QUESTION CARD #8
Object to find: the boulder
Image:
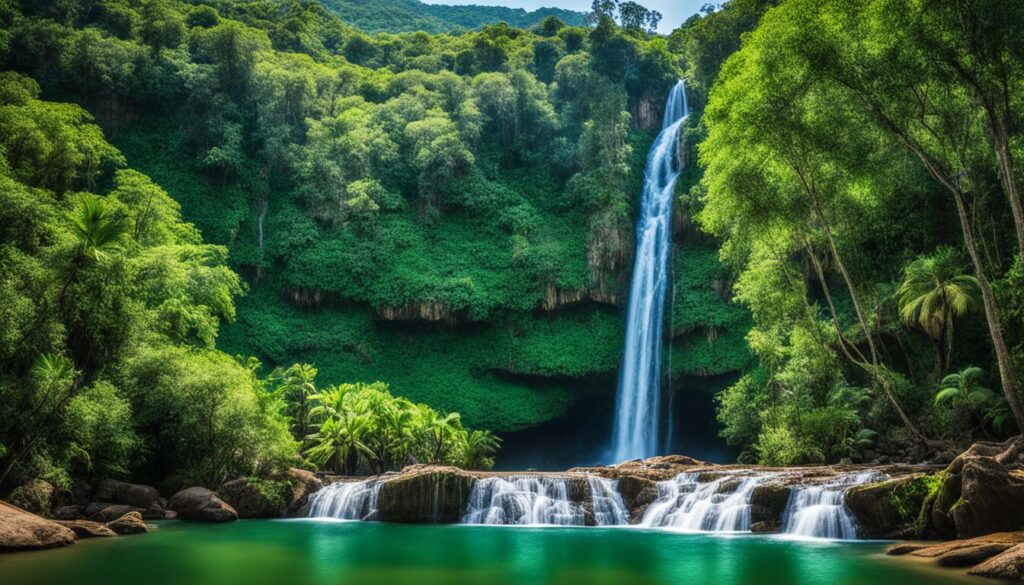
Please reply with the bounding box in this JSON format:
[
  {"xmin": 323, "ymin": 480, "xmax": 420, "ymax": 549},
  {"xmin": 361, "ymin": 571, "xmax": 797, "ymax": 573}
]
[
  {"xmin": 616, "ymin": 475, "xmax": 658, "ymax": 522},
  {"xmin": 376, "ymin": 466, "xmax": 475, "ymax": 523},
  {"xmin": 86, "ymin": 503, "xmax": 143, "ymax": 523},
  {"xmin": 950, "ymin": 457, "xmax": 1024, "ymax": 538},
  {"xmin": 287, "ymin": 468, "xmax": 323, "ymax": 515},
  {"xmin": 94, "ymin": 479, "xmax": 163, "ymax": 510},
  {"xmin": 217, "ymin": 478, "xmax": 289, "ymax": 519},
  {"xmin": 106, "ymin": 511, "xmax": 149, "ymax": 535},
  {"xmin": 845, "ymin": 474, "xmax": 930, "ymax": 539},
  {"xmin": 969, "ymin": 543, "xmax": 1024, "ymax": 580},
  {"xmin": 8, "ymin": 479, "xmax": 58, "ymax": 517},
  {"xmin": 169, "ymin": 487, "xmax": 238, "ymax": 523},
  {"xmin": 53, "ymin": 505, "xmax": 87, "ymax": 520},
  {"xmin": 0, "ymin": 501, "xmax": 76, "ymax": 553},
  {"xmin": 70, "ymin": 481, "xmax": 92, "ymax": 506},
  {"xmin": 56, "ymin": 520, "xmax": 116, "ymax": 539}
]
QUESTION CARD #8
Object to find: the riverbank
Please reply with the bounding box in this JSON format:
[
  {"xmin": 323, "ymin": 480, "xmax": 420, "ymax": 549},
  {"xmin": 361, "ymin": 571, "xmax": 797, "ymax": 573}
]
[{"xmin": 3, "ymin": 438, "xmax": 1022, "ymax": 582}]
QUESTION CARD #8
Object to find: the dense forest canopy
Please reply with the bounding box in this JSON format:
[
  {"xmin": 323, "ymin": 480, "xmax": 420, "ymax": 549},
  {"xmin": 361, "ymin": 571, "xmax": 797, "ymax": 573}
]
[
  {"xmin": 2, "ymin": 0, "xmax": 1022, "ymax": 501},
  {"xmin": 0, "ymin": 0, "xmax": 758, "ymax": 491},
  {"xmin": 317, "ymin": 0, "xmax": 586, "ymax": 34}
]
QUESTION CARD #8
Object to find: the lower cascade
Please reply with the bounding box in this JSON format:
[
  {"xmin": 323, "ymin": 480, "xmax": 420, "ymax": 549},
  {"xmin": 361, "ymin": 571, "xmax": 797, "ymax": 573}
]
[
  {"xmin": 640, "ymin": 472, "xmax": 767, "ymax": 532},
  {"xmin": 307, "ymin": 480, "xmax": 381, "ymax": 520},
  {"xmin": 588, "ymin": 477, "xmax": 630, "ymax": 526},
  {"xmin": 781, "ymin": 472, "xmax": 882, "ymax": 540},
  {"xmin": 462, "ymin": 476, "xmax": 586, "ymax": 525}
]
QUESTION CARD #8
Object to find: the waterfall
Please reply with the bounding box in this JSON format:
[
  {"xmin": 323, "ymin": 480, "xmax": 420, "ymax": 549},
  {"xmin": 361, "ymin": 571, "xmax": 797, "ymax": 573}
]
[
  {"xmin": 588, "ymin": 477, "xmax": 630, "ymax": 526},
  {"xmin": 462, "ymin": 476, "xmax": 586, "ymax": 526},
  {"xmin": 781, "ymin": 472, "xmax": 881, "ymax": 540},
  {"xmin": 640, "ymin": 472, "xmax": 765, "ymax": 532},
  {"xmin": 610, "ymin": 80, "xmax": 689, "ymax": 462},
  {"xmin": 307, "ymin": 480, "xmax": 381, "ymax": 520}
]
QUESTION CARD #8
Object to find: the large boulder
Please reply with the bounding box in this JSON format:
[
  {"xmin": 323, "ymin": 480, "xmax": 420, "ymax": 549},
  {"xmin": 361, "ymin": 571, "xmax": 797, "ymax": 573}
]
[
  {"xmin": 94, "ymin": 479, "xmax": 164, "ymax": 510},
  {"xmin": 106, "ymin": 511, "xmax": 148, "ymax": 535},
  {"xmin": 287, "ymin": 468, "xmax": 322, "ymax": 516},
  {"xmin": 377, "ymin": 466, "xmax": 475, "ymax": 523},
  {"xmin": 922, "ymin": 438, "xmax": 1024, "ymax": 539},
  {"xmin": 845, "ymin": 474, "xmax": 933, "ymax": 539},
  {"xmin": 0, "ymin": 501, "xmax": 76, "ymax": 553},
  {"xmin": 86, "ymin": 503, "xmax": 143, "ymax": 523},
  {"xmin": 8, "ymin": 479, "xmax": 60, "ymax": 517},
  {"xmin": 56, "ymin": 520, "xmax": 116, "ymax": 539},
  {"xmin": 217, "ymin": 478, "xmax": 290, "ymax": 519},
  {"xmin": 169, "ymin": 487, "xmax": 238, "ymax": 523},
  {"xmin": 950, "ymin": 457, "xmax": 1024, "ymax": 538}
]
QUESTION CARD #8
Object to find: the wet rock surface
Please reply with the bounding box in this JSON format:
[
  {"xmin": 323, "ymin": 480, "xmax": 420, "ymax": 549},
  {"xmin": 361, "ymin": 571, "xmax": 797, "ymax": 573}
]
[{"xmin": 169, "ymin": 487, "xmax": 238, "ymax": 523}]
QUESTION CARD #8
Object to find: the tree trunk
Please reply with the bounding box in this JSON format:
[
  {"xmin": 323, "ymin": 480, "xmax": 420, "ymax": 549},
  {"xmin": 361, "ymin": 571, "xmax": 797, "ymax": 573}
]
[{"xmin": 948, "ymin": 187, "xmax": 1024, "ymax": 432}]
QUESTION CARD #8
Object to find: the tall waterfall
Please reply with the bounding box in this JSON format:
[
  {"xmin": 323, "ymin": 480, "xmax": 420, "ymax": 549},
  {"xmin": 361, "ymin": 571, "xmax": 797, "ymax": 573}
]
[
  {"xmin": 588, "ymin": 477, "xmax": 630, "ymax": 526},
  {"xmin": 781, "ymin": 472, "xmax": 881, "ymax": 540},
  {"xmin": 462, "ymin": 476, "xmax": 586, "ymax": 526},
  {"xmin": 307, "ymin": 480, "xmax": 381, "ymax": 520},
  {"xmin": 610, "ymin": 80, "xmax": 689, "ymax": 462},
  {"xmin": 640, "ymin": 472, "xmax": 766, "ymax": 532}
]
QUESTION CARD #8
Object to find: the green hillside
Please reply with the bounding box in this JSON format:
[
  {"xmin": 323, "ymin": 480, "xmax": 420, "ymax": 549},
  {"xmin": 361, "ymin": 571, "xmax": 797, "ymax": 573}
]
[{"xmin": 318, "ymin": 0, "xmax": 586, "ymax": 34}]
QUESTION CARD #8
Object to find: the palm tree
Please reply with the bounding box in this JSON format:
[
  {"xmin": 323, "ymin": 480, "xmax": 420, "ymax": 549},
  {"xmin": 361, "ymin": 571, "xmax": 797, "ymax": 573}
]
[
  {"xmin": 897, "ymin": 247, "xmax": 981, "ymax": 375},
  {"xmin": 274, "ymin": 364, "xmax": 318, "ymax": 440},
  {"xmin": 419, "ymin": 409, "xmax": 462, "ymax": 464},
  {"xmin": 68, "ymin": 194, "xmax": 128, "ymax": 263},
  {"xmin": 460, "ymin": 429, "xmax": 501, "ymax": 470},
  {"xmin": 304, "ymin": 414, "xmax": 372, "ymax": 475}
]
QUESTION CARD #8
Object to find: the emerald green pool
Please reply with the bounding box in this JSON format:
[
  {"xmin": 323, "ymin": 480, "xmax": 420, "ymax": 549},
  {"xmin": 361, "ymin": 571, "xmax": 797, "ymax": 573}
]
[{"xmin": 0, "ymin": 520, "xmax": 982, "ymax": 585}]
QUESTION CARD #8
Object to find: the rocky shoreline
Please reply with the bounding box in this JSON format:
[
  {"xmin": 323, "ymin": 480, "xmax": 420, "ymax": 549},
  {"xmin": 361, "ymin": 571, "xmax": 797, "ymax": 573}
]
[{"xmin": 3, "ymin": 439, "xmax": 1023, "ymax": 581}]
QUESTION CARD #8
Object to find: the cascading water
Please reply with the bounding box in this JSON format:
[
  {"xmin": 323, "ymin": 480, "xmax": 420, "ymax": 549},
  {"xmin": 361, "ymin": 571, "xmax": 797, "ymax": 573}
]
[
  {"xmin": 307, "ymin": 480, "xmax": 381, "ymax": 520},
  {"xmin": 462, "ymin": 476, "xmax": 586, "ymax": 526},
  {"xmin": 781, "ymin": 472, "xmax": 882, "ymax": 540},
  {"xmin": 610, "ymin": 80, "xmax": 689, "ymax": 462},
  {"xmin": 640, "ymin": 472, "xmax": 766, "ymax": 532},
  {"xmin": 588, "ymin": 476, "xmax": 630, "ymax": 526}
]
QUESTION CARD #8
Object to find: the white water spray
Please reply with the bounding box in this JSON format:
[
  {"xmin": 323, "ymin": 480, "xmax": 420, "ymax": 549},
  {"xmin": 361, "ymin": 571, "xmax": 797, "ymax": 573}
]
[
  {"xmin": 610, "ymin": 80, "xmax": 689, "ymax": 462},
  {"xmin": 462, "ymin": 476, "xmax": 586, "ymax": 526},
  {"xmin": 307, "ymin": 480, "xmax": 381, "ymax": 520},
  {"xmin": 641, "ymin": 472, "xmax": 766, "ymax": 532},
  {"xmin": 588, "ymin": 476, "xmax": 630, "ymax": 526},
  {"xmin": 781, "ymin": 472, "xmax": 881, "ymax": 540}
]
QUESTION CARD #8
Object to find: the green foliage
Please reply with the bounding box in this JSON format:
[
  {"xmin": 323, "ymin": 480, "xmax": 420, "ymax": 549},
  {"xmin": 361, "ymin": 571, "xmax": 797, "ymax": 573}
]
[
  {"xmin": 301, "ymin": 379, "xmax": 498, "ymax": 473},
  {"xmin": 316, "ymin": 0, "xmax": 585, "ymax": 35},
  {"xmin": 889, "ymin": 473, "xmax": 944, "ymax": 534}
]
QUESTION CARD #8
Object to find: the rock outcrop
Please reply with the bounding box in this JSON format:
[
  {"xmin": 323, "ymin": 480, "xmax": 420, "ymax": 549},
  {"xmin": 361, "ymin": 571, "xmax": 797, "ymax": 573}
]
[
  {"xmin": 0, "ymin": 501, "xmax": 76, "ymax": 553},
  {"xmin": 56, "ymin": 519, "xmax": 117, "ymax": 539},
  {"xmin": 845, "ymin": 474, "xmax": 931, "ymax": 539},
  {"xmin": 217, "ymin": 478, "xmax": 289, "ymax": 519},
  {"xmin": 376, "ymin": 466, "xmax": 475, "ymax": 523},
  {"xmin": 169, "ymin": 487, "xmax": 238, "ymax": 523},
  {"xmin": 969, "ymin": 543, "xmax": 1024, "ymax": 580},
  {"xmin": 106, "ymin": 511, "xmax": 149, "ymax": 535},
  {"xmin": 287, "ymin": 468, "xmax": 323, "ymax": 515},
  {"xmin": 888, "ymin": 532, "xmax": 1024, "ymax": 579},
  {"xmin": 86, "ymin": 503, "xmax": 144, "ymax": 523},
  {"xmin": 926, "ymin": 438, "xmax": 1024, "ymax": 539},
  {"xmin": 94, "ymin": 479, "xmax": 164, "ymax": 510}
]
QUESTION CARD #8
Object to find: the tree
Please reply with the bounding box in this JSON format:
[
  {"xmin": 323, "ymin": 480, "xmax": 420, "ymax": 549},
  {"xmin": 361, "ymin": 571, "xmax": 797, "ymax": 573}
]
[
  {"xmin": 274, "ymin": 364, "xmax": 318, "ymax": 440},
  {"xmin": 898, "ymin": 247, "xmax": 981, "ymax": 374}
]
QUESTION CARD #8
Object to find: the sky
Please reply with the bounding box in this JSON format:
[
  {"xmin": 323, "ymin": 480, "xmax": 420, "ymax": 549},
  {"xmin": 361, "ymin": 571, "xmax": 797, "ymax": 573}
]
[{"xmin": 420, "ymin": 0, "xmax": 708, "ymax": 34}]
